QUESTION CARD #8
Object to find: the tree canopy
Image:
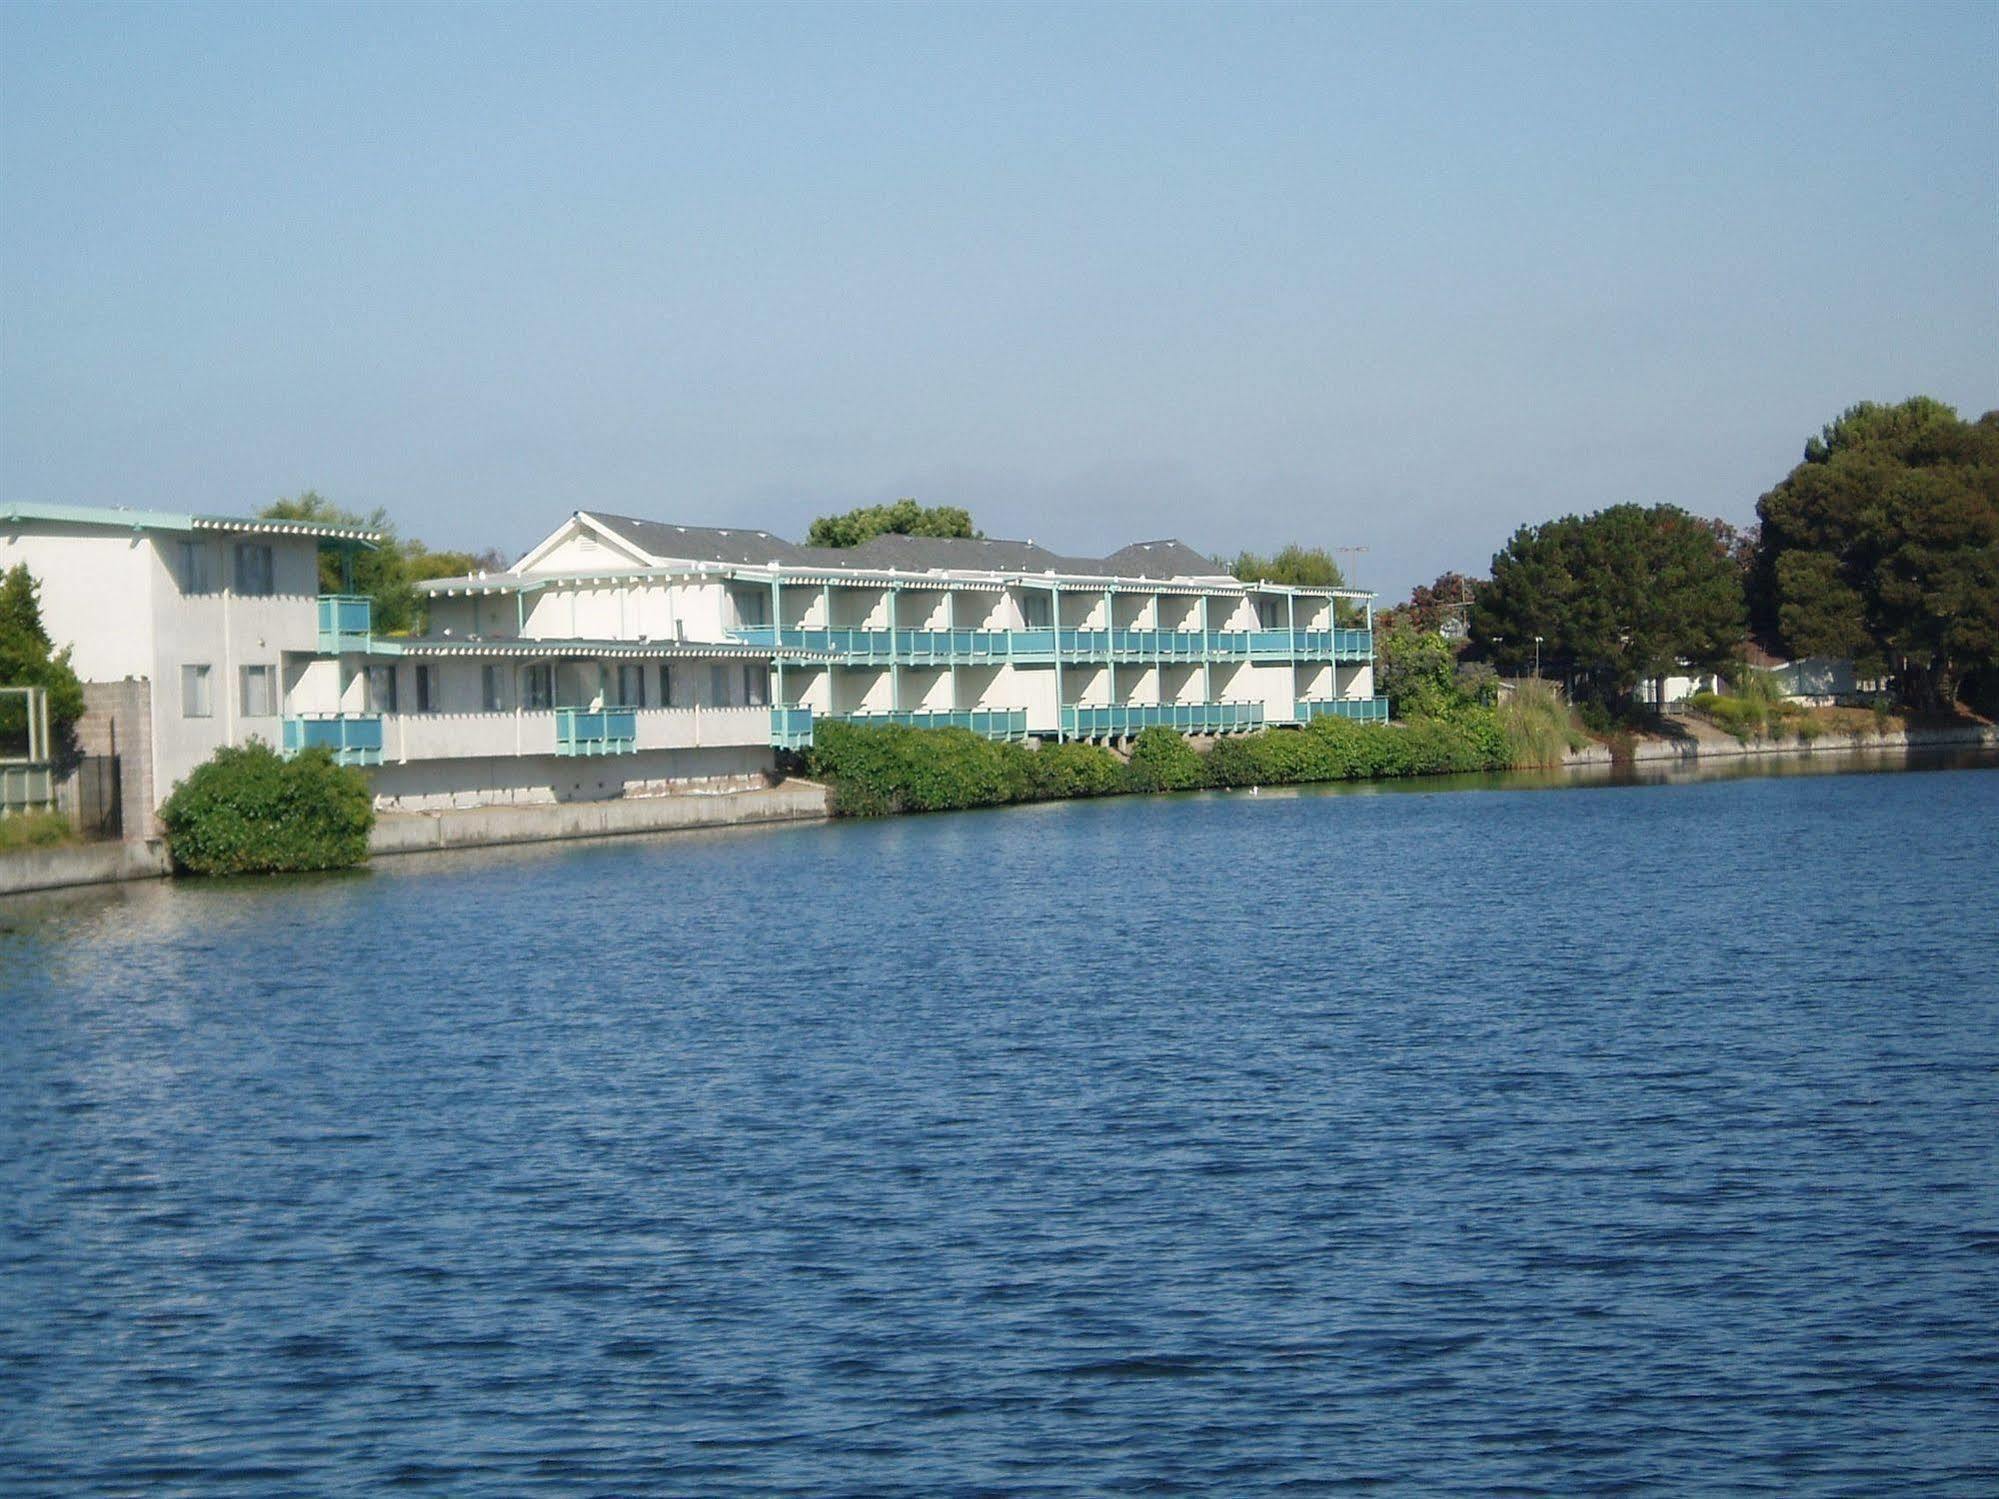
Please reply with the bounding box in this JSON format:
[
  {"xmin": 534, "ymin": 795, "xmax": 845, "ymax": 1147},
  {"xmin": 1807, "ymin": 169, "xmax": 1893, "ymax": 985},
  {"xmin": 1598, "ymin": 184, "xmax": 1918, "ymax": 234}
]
[
  {"xmin": 1471, "ymin": 503, "xmax": 1744, "ymax": 703},
  {"xmin": 806, "ymin": 499, "xmax": 978, "ymax": 548},
  {"xmin": 260, "ymin": 492, "xmax": 505, "ymax": 634},
  {"xmin": 1751, "ymin": 398, "xmax": 1999, "ymax": 709},
  {"xmin": 0, "ymin": 563, "xmax": 87, "ymax": 745},
  {"xmin": 1224, "ymin": 544, "xmax": 1347, "ymax": 589}
]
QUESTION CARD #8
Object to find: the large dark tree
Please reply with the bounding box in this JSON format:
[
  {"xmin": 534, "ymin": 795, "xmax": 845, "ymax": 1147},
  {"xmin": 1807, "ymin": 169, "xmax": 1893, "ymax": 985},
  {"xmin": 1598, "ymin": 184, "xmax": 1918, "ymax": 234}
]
[
  {"xmin": 1751, "ymin": 398, "xmax": 1999, "ymax": 710},
  {"xmin": 807, "ymin": 499, "xmax": 977, "ymax": 548},
  {"xmin": 1472, "ymin": 504, "xmax": 1744, "ymax": 704}
]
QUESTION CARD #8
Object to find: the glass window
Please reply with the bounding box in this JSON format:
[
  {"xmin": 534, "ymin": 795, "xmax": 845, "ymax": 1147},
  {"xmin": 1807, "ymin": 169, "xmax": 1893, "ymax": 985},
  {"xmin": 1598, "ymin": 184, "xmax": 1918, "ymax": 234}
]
[
  {"xmin": 181, "ymin": 664, "xmax": 212, "ymax": 718},
  {"xmin": 741, "ymin": 663, "xmax": 769, "ymax": 707},
  {"xmin": 414, "ymin": 664, "xmax": 436, "ymax": 714},
  {"xmin": 709, "ymin": 664, "xmax": 731, "ymax": 706},
  {"xmin": 367, "ymin": 665, "xmax": 398, "ymax": 714},
  {"xmin": 523, "ymin": 664, "xmax": 552, "ymax": 710},
  {"xmin": 732, "ymin": 590, "xmax": 769, "ymax": 627},
  {"xmin": 659, "ymin": 664, "xmax": 677, "ymax": 707},
  {"xmin": 178, "ymin": 541, "xmax": 216, "ymax": 594},
  {"xmin": 234, "ymin": 543, "xmax": 275, "ymax": 596},
  {"xmin": 1256, "ymin": 597, "xmax": 1284, "ymax": 629},
  {"xmin": 239, "ymin": 664, "xmax": 275, "ymax": 717},
  {"xmin": 1021, "ymin": 593, "xmax": 1052, "ymax": 628},
  {"xmin": 615, "ymin": 664, "xmax": 646, "ymax": 708},
  {"xmin": 481, "ymin": 664, "xmax": 508, "ymax": 712}
]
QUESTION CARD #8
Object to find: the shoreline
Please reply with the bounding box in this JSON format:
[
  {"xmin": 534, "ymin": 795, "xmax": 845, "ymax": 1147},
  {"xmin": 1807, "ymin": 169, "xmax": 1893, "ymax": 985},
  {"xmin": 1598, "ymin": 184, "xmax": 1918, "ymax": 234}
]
[
  {"xmin": 6, "ymin": 726, "xmax": 1992, "ymax": 900},
  {"xmin": 1562, "ymin": 717, "xmax": 1998, "ymax": 768}
]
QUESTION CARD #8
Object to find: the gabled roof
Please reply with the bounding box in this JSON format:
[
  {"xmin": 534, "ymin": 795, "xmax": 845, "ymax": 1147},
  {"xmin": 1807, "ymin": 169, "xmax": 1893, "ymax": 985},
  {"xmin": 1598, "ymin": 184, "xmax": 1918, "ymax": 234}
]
[{"xmin": 585, "ymin": 512, "xmax": 811, "ymax": 567}]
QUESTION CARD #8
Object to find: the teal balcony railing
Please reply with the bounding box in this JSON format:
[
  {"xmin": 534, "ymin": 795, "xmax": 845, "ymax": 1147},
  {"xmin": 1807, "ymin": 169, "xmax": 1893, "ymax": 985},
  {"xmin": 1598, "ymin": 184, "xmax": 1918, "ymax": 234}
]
[
  {"xmin": 555, "ymin": 707, "xmax": 637, "ymax": 756},
  {"xmin": 731, "ymin": 626, "xmax": 1374, "ymax": 667},
  {"xmin": 282, "ymin": 713, "xmax": 384, "ymax": 766},
  {"xmin": 1061, "ymin": 702, "xmax": 1265, "ymax": 738},
  {"xmin": 1297, "ymin": 696, "xmax": 1390, "ymax": 723},
  {"xmin": 770, "ymin": 705, "xmax": 815, "ymax": 749},
  {"xmin": 316, "ymin": 594, "xmax": 373, "ymax": 654},
  {"xmin": 835, "ymin": 708, "xmax": 1030, "ymax": 741}
]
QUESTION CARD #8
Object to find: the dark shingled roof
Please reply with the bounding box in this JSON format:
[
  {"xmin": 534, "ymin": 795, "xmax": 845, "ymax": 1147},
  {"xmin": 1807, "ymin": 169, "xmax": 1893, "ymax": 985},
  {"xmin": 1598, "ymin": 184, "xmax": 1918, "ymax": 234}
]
[
  {"xmin": 1100, "ymin": 539, "xmax": 1230, "ymax": 580},
  {"xmin": 580, "ymin": 511, "xmax": 1233, "ymax": 581},
  {"xmin": 586, "ymin": 513, "xmax": 811, "ymax": 566}
]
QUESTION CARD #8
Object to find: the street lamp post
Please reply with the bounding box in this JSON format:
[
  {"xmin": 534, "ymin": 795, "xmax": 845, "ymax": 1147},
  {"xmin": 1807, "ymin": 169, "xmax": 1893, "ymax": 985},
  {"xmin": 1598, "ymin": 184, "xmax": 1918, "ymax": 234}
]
[{"xmin": 1533, "ymin": 636, "xmax": 1543, "ymax": 679}]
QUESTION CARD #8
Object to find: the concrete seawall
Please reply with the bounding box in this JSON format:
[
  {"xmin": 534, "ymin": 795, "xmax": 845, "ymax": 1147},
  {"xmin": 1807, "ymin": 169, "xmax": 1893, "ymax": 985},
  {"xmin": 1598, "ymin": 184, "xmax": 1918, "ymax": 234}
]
[
  {"xmin": 0, "ymin": 839, "xmax": 172, "ymax": 897},
  {"xmin": 367, "ymin": 779, "xmax": 833, "ymax": 856},
  {"xmin": 1563, "ymin": 719, "xmax": 1999, "ymax": 767},
  {"xmin": 1, "ymin": 781, "xmax": 832, "ymax": 896}
]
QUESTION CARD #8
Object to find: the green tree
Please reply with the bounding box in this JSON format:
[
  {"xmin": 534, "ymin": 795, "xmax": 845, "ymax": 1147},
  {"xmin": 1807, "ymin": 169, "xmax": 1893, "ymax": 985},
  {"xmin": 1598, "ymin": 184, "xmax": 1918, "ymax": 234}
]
[
  {"xmin": 1377, "ymin": 620, "xmax": 1470, "ymax": 719},
  {"xmin": 261, "ymin": 492, "xmax": 422, "ymax": 634},
  {"xmin": 807, "ymin": 499, "xmax": 978, "ymax": 548},
  {"xmin": 1224, "ymin": 544, "xmax": 1347, "ymax": 588},
  {"xmin": 0, "ymin": 563, "xmax": 87, "ymax": 745},
  {"xmin": 1472, "ymin": 504, "xmax": 1744, "ymax": 705},
  {"xmin": 1752, "ymin": 398, "xmax": 1999, "ymax": 710}
]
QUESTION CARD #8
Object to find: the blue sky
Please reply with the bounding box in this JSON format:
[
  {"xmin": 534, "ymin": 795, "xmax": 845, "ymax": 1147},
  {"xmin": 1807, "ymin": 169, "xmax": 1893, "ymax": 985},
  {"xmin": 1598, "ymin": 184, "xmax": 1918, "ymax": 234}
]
[{"xmin": 3, "ymin": 1, "xmax": 1993, "ymax": 595}]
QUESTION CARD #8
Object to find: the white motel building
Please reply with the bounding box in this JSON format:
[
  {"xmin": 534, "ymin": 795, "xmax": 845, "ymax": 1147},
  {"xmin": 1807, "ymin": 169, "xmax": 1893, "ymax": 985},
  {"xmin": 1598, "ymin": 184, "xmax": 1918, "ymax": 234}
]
[{"xmin": 3, "ymin": 502, "xmax": 1382, "ymax": 827}]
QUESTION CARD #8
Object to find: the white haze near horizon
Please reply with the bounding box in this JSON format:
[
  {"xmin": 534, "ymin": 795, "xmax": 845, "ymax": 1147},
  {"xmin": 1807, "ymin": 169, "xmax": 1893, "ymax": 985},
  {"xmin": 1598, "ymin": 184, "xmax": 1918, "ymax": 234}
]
[{"xmin": 2, "ymin": 2, "xmax": 1993, "ymax": 598}]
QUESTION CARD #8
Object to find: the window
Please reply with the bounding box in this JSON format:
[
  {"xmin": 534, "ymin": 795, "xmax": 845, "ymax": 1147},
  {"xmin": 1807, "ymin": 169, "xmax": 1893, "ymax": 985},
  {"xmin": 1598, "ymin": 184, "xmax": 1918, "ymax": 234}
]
[
  {"xmin": 709, "ymin": 664, "xmax": 731, "ymax": 706},
  {"xmin": 523, "ymin": 664, "xmax": 552, "ymax": 711},
  {"xmin": 414, "ymin": 664, "xmax": 436, "ymax": 714},
  {"xmin": 239, "ymin": 664, "xmax": 276, "ymax": 717},
  {"xmin": 1256, "ymin": 597, "xmax": 1283, "ymax": 629},
  {"xmin": 616, "ymin": 664, "xmax": 646, "ymax": 708},
  {"xmin": 741, "ymin": 663, "xmax": 769, "ymax": 707},
  {"xmin": 234, "ymin": 542, "xmax": 275, "ymax": 596},
  {"xmin": 482, "ymin": 664, "xmax": 508, "ymax": 712},
  {"xmin": 178, "ymin": 541, "xmax": 216, "ymax": 594},
  {"xmin": 181, "ymin": 664, "xmax": 212, "ymax": 718},
  {"xmin": 732, "ymin": 589, "xmax": 769, "ymax": 627},
  {"xmin": 659, "ymin": 663, "xmax": 678, "ymax": 707},
  {"xmin": 1021, "ymin": 593, "xmax": 1052, "ymax": 628},
  {"xmin": 367, "ymin": 665, "xmax": 398, "ymax": 714}
]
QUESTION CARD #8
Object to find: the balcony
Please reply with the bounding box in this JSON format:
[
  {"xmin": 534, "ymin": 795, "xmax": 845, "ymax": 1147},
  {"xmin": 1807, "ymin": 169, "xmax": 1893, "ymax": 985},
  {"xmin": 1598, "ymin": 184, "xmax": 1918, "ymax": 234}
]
[
  {"xmin": 1061, "ymin": 702, "xmax": 1265, "ymax": 738},
  {"xmin": 554, "ymin": 707, "xmax": 637, "ymax": 756},
  {"xmin": 771, "ymin": 706, "xmax": 815, "ymax": 749},
  {"xmin": 730, "ymin": 626, "xmax": 1375, "ymax": 667},
  {"xmin": 316, "ymin": 594, "xmax": 373, "ymax": 654},
  {"xmin": 1297, "ymin": 697, "xmax": 1390, "ymax": 723},
  {"xmin": 835, "ymin": 708, "xmax": 1030, "ymax": 741},
  {"xmin": 282, "ymin": 713, "xmax": 384, "ymax": 767}
]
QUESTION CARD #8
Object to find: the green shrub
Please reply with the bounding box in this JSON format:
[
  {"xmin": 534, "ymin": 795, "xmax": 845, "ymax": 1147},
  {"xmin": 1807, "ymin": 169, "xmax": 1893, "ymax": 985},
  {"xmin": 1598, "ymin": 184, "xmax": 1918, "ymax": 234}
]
[
  {"xmin": 806, "ymin": 721, "xmax": 1032, "ymax": 816},
  {"xmin": 160, "ymin": 741, "xmax": 374, "ymax": 875},
  {"xmin": 1025, "ymin": 740, "xmax": 1127, "ymax": 799},
  {"xmin": 1123, "ymin": 726, "xmax": 1207, "ymax": 792}
]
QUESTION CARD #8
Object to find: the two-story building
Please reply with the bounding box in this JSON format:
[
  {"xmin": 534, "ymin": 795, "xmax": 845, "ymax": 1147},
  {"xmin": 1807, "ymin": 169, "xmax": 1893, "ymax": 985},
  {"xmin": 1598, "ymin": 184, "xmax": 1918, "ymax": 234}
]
[{"xmin": 5, "ymin": 502, "xmax": 1386, "ymax": 828}]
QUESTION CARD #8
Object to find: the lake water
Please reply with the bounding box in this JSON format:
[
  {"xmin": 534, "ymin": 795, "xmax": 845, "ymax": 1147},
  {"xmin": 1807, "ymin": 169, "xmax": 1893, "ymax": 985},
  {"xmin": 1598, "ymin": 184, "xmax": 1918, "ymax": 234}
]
[{"xmin": 4, "ymin": 755, "xmax": 1998, "ymax": 1495}]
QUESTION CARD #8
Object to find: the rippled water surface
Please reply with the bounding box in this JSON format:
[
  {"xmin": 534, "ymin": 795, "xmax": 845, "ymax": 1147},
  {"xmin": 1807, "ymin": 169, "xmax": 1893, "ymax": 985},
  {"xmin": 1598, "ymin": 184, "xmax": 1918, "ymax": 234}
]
[{"xmin": 5, "ymin": 759, "xmax": 1998, "ymax": 1495}]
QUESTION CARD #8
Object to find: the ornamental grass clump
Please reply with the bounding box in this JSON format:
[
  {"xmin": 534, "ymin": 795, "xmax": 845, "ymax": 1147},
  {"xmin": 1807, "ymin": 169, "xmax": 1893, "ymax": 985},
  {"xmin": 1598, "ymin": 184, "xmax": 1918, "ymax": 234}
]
[{"xmin": 160, "ymin": 742, "xmax": 374, "ymax": 875}]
